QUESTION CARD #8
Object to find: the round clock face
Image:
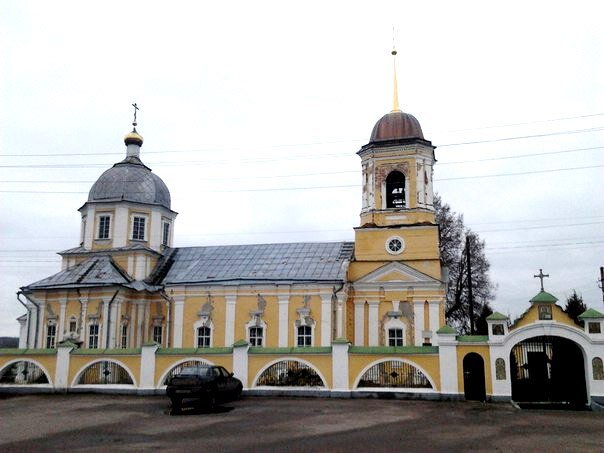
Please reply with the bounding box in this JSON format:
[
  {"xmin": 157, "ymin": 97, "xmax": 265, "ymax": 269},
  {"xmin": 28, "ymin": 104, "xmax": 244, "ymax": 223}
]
[{"xmin": 386, "ymin": 236, "xmax": 405, "ymax": 255}]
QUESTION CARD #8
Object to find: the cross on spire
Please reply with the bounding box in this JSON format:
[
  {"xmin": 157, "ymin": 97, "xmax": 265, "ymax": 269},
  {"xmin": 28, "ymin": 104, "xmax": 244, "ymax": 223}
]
[
  {"xmin": 131, "ymin": 102, "xmax": 139, "ymax": 127},
  {"xmin": 391, "ymin": 28, "xmax": 400, "ymax": 113},
  {"xmin": 533, "ymin": 268, "xmax": 550, "ymax": 292}
]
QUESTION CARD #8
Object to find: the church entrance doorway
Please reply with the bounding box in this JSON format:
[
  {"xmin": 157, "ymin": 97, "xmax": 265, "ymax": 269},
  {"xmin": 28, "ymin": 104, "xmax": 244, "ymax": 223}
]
[
  {"xmin": 510, "ymin": 336, "xmax": 587, "ymax": 408},
  {"xmin": 463, "ymin": 353, "xmax": 486, "ymax": 401}
]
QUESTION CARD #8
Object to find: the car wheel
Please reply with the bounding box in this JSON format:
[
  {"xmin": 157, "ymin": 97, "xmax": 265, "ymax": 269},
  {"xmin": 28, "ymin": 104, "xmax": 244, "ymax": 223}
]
[
  {"xmin": 171, "ymin": 398, "xmax": 182, "ymax": 415},
  {"xmin": 206, "ymin": 393, "xmax": 217, "ymax": 412},
  {"xmin": 235, "ymin": 383, "xmax": 243, "ymax": 399}
]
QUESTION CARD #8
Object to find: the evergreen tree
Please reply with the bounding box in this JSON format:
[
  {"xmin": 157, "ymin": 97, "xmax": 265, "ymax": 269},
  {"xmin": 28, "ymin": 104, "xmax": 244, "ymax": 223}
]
[
  {"xmin": 434, "ymin": 194, "xmax": 496, "ymax": 334},
  {"xmin": 564, "ymin": 290, "xmax": 586, "ymax": 325}
]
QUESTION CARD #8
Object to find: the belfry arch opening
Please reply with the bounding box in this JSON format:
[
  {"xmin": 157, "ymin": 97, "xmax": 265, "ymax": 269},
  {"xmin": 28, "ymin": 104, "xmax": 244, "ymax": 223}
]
[
  {"xmin": 386, "ymin": 171, "xmax": 405, "ymax": 209},
  {"xmin": 510, "ymin": 335, "xmax": 587, "ymax": 408}
]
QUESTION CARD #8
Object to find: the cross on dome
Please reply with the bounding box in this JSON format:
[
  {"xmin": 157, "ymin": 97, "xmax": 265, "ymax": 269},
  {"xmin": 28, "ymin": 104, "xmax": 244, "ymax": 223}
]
[{"xmin": 533, "ymin": 268, "xmax": 550, "ymax": 292}]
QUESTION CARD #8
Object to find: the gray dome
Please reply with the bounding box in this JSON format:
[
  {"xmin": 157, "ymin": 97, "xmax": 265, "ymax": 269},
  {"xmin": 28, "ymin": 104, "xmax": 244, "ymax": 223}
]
[{"xmin": 88, "ymin": 156, "xmax": 171, "ymax": 209}]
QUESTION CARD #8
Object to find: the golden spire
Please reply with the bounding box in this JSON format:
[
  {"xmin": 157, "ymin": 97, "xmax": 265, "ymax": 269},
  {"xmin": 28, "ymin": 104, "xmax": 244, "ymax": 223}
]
[{"xmin": 391, "ymin": 45, "xmax": 401, "ymax": 113}]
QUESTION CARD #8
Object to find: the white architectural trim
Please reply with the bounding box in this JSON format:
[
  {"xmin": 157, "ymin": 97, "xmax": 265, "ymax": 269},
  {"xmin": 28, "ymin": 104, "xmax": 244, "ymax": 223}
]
[
  {"xmin": 58, "ymin": 299, "xmax": 67, "ymax": 342},
  {"xmin": 354, "ymin": 301, "xmax": 365, "ymax": 346},
  {"xmin": 172, "ymin": 297, "xmax": 184, "ymax": 348},
  {"xmin": 428, "ymin": 301, "xmax": 440, "ymax": 346},
  {"xmin": 70, "ymin": 358, "xmax": 137, "ymax": 387},
  {"xmin": 367, "ymin": 300, "xmax": 379, "ymax": 346},
  {"xmin": 384, "ymin": 317, "xmax": 406, "ymax": 346},
  {"xmin": 352, "ymin": 358, "xmax": 437, "ymax": 390},
  {"xmin": 225, "ymin": 295, "xmax": 236, "ymax": 347},
  {"xmin": 320, "ymin": 294, "xmax": 332, "ymax": 347},
  {"xmin": 413, "ymin": 301, "xmax": 425, "ymax": 347},
  {"xmin": 278, "ymin": 296, "xmax": 289, "ymax": 347},
  {"xmin": 192, "ymin": 320, "xmax": 214, "ymax": 348},
  {"xmin": 245, "ymin": 318, "xmax": 267, "ymax": 347},
  {"xmin": 251, "ymin": 356, "xmax": 329, "ymax": 388}
]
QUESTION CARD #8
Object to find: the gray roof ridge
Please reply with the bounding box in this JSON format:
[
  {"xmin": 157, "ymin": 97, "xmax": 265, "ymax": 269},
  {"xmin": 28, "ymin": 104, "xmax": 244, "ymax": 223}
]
[{"xmin": 173, "ymin": 240, "xmax": 354, "ymax": 250}]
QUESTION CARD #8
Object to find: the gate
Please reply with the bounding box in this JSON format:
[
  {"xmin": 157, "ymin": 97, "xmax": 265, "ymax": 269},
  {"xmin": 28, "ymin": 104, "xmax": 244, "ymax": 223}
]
[
  {"xmin": 463, "ymin": 353, "xmax": 486, "ymax": 401},
  {"xmin": 510, "ymin": 336, "xmax": 586, "ymax": 407}
]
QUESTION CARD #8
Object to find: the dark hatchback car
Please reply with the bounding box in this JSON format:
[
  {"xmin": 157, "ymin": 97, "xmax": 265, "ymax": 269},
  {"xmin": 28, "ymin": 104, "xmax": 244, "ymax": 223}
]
[{"xmin": 166, "ymin": 364, "xmax": 243, "ymax": 412}]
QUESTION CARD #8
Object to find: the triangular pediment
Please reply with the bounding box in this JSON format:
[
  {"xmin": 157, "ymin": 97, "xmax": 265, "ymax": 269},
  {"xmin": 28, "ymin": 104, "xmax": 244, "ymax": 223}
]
[{"xmin": 354, "ymin": 262, "xmax": 443, "ymax": 287}]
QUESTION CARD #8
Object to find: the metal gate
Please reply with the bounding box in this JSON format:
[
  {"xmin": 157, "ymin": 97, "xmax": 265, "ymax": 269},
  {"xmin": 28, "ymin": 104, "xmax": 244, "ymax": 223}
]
[
  {"xmin": 357, "ymin": 360, "xmax": 432, "ymax": 389},
  {"xmin": 510, "ymin": 336, "xmax": 586, "ymax": 406}
]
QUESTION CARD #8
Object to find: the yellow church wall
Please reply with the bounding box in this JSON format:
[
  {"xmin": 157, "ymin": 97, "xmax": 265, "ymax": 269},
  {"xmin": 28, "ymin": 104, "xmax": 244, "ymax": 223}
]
[
  {"xmin": 68, "ymin": 354, "xmax": 141, "ymax": 386},
  {"xmin": 181, "ymin": 295, "xmax": 206, "ymax": 347},
  {"xmin": 348, "ymin": 354, "xmax": 440, "ymax": 390},
  {"xmin": 353, "ymin": 228, "xmax": 440, "ymax": 263},
  {"xmin": 288, "ymin": 295, "xmax": 323, "ymax": 347},
  {"xmin": 361, "ymin": 211, "xmax": 436, "ymax": 227},
  {"xmin": 248, "ymin": 353, "xmax": 333, "ymax": 388},
  {"xmin": 234, "ymin": 295, "xmax": 263, "ymax": 344},
  {"xmin": 0, "ymin": 353, "xmax": 57, "ymax": 384},
  {"xmin": 263, "ymin": 298, "xmax": 279, "ymax": 346},
  {"xmin": 154, "ymin": 354, "xmax": 232, "ymax": 386},
  {"xmin": 456, "ymin": 345, "xmax": 492, "ymax": 396},
  {"xmin": 512, "ymin": 304, "xmax": 577, "ymax": 330}
]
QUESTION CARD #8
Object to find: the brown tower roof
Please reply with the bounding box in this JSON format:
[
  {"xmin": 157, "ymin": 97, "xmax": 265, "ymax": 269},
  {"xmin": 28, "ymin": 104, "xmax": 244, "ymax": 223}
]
[{"xmin": 369, "ymin": 110, "xmax": 424, "ymax": 142}]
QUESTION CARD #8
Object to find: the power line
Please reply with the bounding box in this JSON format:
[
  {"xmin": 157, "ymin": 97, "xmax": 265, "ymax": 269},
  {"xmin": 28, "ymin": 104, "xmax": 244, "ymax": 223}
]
[
  {"xmin": 1, "ymin": 125, "xmax": 603, "ymax": 160},
  {"xmin": 445, "ymin": 112, "xmax": 604, "ymax": 132}
]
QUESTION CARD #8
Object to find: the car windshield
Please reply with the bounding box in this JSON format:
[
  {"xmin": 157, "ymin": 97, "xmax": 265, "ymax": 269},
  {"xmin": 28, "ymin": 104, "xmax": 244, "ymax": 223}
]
[{"xmin": 178, "ymin": 366, "xmax": 211, "ymax": 377}]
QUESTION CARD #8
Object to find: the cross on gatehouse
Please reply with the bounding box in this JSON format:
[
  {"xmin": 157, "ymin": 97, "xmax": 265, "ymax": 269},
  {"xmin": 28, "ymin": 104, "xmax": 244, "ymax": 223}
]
[
  {"xmin": 131, "ymin": 102, "xmax": 139, "ymax": 127},
  {"xmin": 533, "ymin": 268, "xmax": 549, "ymax": 292}
]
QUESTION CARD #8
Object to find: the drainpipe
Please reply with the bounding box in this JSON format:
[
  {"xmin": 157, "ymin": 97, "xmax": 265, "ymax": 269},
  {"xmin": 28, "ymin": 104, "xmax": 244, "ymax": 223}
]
[
  {"xmin": 105, "ymin": 289, "xmax": 120, "ymax": 349},
  {"xmin": 16, "ymin": 292, "xmax": 32, "ymax": 349},
  {"xmin": 18, "ymin": 291, "xmax": 40, "ymax": 348},
  {"xmin": 159, "ymin": 290, "xmax": 172, "ymax": 348}
]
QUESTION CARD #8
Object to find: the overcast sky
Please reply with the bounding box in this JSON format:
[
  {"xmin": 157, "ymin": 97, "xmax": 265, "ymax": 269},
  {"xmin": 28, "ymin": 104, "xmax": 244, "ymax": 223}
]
[{"xmin": 1, "ymin": 1, "xmax": 603, "ymax": 337}]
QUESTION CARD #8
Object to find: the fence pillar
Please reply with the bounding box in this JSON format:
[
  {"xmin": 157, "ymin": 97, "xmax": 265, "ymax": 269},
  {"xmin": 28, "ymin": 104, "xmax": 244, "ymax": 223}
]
[
  {"xmin": 55, "ymin": 341, "xmax": 75, "ymax": 390},
  {"xmin": 140, "ymin": 342, "xmax": 159, "ymax": 391},
  {"xmin": 437, "ymin": 327, "xmax": 459, "ymax": 397},
  {"xmin": 232, "ymin": 340, "xmax": 249, "ymax": 388},
  {"xmin": 332, "ymin": 338, "xmax": 350, "ymax": 392}
]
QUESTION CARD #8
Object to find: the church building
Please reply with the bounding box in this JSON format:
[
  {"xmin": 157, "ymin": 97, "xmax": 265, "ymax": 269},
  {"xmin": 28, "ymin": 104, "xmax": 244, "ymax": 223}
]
[{"xmin": 2, "ymin": 53, "xmax": 603, "ymax": 409}]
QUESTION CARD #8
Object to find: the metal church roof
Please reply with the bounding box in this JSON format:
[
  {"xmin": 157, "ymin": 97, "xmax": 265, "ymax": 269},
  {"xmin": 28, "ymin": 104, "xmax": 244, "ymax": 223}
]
[{"xmin": 159, "ymin": 241, "xmax": 354, "ymax": 286}]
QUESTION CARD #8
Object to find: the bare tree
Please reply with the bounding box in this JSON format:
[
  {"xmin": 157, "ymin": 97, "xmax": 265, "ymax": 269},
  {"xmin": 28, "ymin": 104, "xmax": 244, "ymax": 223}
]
[{"xmin": 434, "ymin": 194, "xmax": 496, "ymax": 334}]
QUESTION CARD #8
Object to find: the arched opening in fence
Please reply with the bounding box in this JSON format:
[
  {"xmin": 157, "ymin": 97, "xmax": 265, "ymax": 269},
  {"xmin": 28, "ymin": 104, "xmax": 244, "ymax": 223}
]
[
  {"xmin": 356, "ymin": 360, "xmax": 433, "ymax": 389},
  {"xmin": 255, "ymin": 360, "xmax": 325, "ymax": 387},
  {"xmin": 160, "ymin": 359, "xmax": 213, "ymax": 385},
  {"xmin": 0, "ymin": 360, "xmax": 50, "ymax": 384},
  {"xmin": 76, "ymin": 360, "xmax": 134, "ymax": 385}
]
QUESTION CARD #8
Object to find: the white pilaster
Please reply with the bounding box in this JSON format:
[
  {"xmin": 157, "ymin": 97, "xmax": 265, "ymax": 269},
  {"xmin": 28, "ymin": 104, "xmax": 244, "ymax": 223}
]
[
  {"xmin": 413, "ymin": 301, "xmax": 425, "ymax": 347},
  {"xmin": 172, "ymin": 296, "xmax": 185, "ymax": 348},
  {"xmin": 58, "ymin": 299, "xmax": 67, "ymax": 341},
  {"xmin": 428, "ymin": 301, "xmax": 440, "ymax": 346},
  {"xmin": 37, "ymin": 303, "xmax": 46, "ymax": 349},
  {"xmin": 278, "ymin": 296, "xmax": 289, "ymax": 347},
  {"xmin": 140, "ymin": 343, "xmax": 159, "ymax": 389},
  {"xmin": 108, "ymin": 299, "xmax": 119, "ymax": 348},
  {"xmin": 320, "ymin": 295, "xmax": 332, "ymax": 347},
  {"xmin": 80, "ymin": 298, "xmax": 88, "ymax": 343},
  {"xmin": 354, "ymin": 301, "xmax": 365, "ymax": 346},
  {"xmin": 233, "ymin": 342, "xmax": 249, "ymax": 388},
  {"xmin": 225, "ymin": 295, "xmax": 236, "ymax": 346},
  {"xmin": 336, "ymin": 295, "xmax": 345, "ymax": 339},
  {"xmin": 136, "ymin": 303, "xmax": 145, "ymax": 347},
  {"xmin": 332, "ymin": 340, "xmax": 350, "ymax": 391},
  {"xmin": 149, "ymin": 210, "xmax": 162, "ymax": 251},
  {"xmin": 101, "ymin": 299, "xmax": 110, "ymax": 348},
  {"xmin": 83, "ymin": 205, "xmax": 95, "ymax": 249},
  {"xmin": 129, "ymin": 303, "xmax": 136, "ymax": 348},
  {"xmin": 437, "ymin": 331, "xmax": 459, "ymax": 396},
  {"xmin": 367, "ymin": 300, "xmax": 379, "ymax": 346}
]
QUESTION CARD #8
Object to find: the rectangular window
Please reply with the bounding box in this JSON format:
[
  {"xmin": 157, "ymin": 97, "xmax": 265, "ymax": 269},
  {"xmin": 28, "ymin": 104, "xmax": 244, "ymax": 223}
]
[
  {"xmin": 153, "ymin": 325, "xmax": 163, "ymax": 344},
  {"xmin": 121, "ymin": 324, "xmax": 129, "ymax": 348},
  {"xmin": 388, "ymin": 328, "xmax": 404, "ymax": 347},
  {"xmin": 88, "ymin": 324, "xmax": 99, "ymax": 349},
  {"xmin": 162, "ymin": 222, "xmax": 170, "ymax": 246},
  {"xmin": 69, "ymin": 319, "xmax": 77, "ymax": 333},
  {"xmin": 249, "ymin": 327, "xmax": 263, "ymax": 347},
  {"xmin": 97, "ymin": 215, "xmax": 111, "ymax": 239},
  {"xmin": 197, "ymin": 327, "xmax": 211, "ymax": 348},
  {"xmin": 132, "ymin": 216, "xmax": 146, "ymax": 240},
  {"xmin": 297, "ymin": 326, "xmax": 312, "ymax": 347},
  {"xmin": 46, "ymin": 324, "xmax": 56, "ymax": 348},
  {"xmin": 589, "ymin": 322, "xmax": 602, "ymax": 334}
]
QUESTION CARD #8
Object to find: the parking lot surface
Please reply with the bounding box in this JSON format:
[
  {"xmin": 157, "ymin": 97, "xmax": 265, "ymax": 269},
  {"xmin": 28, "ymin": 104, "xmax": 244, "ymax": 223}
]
[{"xmin": 1, "ymin": 394, "xmax": 603, "ymax": 451}]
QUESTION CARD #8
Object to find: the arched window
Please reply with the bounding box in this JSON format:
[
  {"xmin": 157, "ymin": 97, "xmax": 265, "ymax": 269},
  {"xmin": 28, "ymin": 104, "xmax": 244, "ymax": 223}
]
[
  {"xmin": 197, "ymin": 326, "xmax": 212, "ymax": 348},
  {"xmin": 386, "ymin": 171, "xmax": 405, "ymax": 209}
]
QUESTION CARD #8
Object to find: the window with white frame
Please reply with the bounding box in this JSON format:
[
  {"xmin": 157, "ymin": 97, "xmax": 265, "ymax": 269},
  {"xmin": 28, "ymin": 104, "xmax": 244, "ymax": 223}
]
[
  {"xmin": 249, "ymin": 326, "xmax": 264, "ymax": 346},
  {"xmin": 88, "ymin": 323, "xmax": 100, "ymax": 349},
  {"xmin": 69, "ymin": 318, "xmax": 77, "ymax": 333},
  {"xmin": 97, "ymin": 214, "xmax": 111, "ymax": 239},
  {"xmin": 132, "ymin": 216, "xmax": 146, "ymax": 241},
  {"xmin": 197, "ymin": 326, "xmax": 211, "ymax": 348},
  {"xmin": 46, "ymin": 324, "xmax": 57, "ymax": 348},
  {"xmin": 162, "ymin": 221, "xmax": 170, "ymax": 246},
  {"xmin": 297, "ymin": 325, "xmax": 312, "ymax": 347},
  {"xmin": 388, "ymin": 328, "xmax": 404, "ymax": 347},
  {"xmin": 153, "ymin": 325, "xmax": 163, "ymax": 345},
  {"xmin": 120, "ymin": 324, "xmax": 129, "ymax": 348}
]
